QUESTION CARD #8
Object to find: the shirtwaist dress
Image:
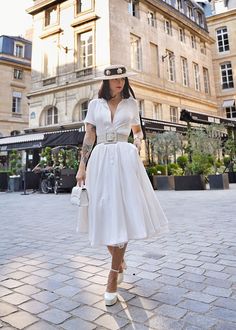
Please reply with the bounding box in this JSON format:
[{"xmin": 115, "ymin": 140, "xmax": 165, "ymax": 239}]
[{"xmin": 84, "ymin": 97, "xmax": 169, "ymax": 246}]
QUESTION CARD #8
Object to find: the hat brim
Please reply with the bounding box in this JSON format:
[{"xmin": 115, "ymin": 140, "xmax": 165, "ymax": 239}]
[{"xmin": 94, "ymin": 71, "xmax": 137, "ymax": 80}]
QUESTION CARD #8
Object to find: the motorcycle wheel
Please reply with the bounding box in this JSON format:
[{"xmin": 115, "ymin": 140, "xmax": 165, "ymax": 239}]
[{"xmin": 41, "ymin": 179, "xmax": 49, "ymax": 194}]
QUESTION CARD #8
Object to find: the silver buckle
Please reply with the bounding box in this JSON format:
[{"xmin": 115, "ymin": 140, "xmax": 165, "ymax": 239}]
[{"xmin": 105, "ymin": 132, "xmax": 117, "ymax": 143}]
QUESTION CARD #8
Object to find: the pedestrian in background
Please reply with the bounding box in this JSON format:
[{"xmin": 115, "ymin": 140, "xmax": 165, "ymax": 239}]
[{"xmin": 76, "ymin": 64, "xmax": 168, "ymax": 306}]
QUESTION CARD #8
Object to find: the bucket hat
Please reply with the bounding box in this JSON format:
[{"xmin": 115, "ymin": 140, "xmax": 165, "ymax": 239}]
[{"xmin": 94, "ymin": 64, "xmax": 137, "ymax": 80}]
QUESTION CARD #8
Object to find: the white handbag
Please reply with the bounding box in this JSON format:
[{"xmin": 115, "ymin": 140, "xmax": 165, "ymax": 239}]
[
  {"xmin": 71, "ymin": 185, "xmax": 89, "ymax": 233},
  {"xmin": 71, "ymin": 185, "xmax": 89, "ymax": 207}
]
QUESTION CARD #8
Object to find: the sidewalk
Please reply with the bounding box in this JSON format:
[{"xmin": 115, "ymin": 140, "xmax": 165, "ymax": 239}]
[{"xmin": 0, "ymin": 188, "xmax": 236, "ymax": 330}]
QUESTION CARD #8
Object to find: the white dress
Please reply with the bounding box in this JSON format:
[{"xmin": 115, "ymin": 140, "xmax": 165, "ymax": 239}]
[{"xmin": 84, "ymin": 97, "xmax": 168, "ymax": 246}]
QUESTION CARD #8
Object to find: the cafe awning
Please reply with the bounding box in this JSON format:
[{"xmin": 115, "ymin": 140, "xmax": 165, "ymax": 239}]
[
  {"xmin": 42, "ymin": 129, "xmax": 85, "ymax": 147},
  {"xmin": 0, "ymin": 133, "xmax": 44, "ymax": 151}
]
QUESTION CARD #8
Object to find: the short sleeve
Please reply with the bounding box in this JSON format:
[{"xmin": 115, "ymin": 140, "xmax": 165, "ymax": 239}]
[
  {"xmin": 84, "ymin": 99, "xmax": 97, "ymax": 126},
  {"xmin": 130, "ymin": 99, "xmax": 141, "ymax": 126}
]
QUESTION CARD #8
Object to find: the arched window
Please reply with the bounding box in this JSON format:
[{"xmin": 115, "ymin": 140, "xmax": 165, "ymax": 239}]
[
  {"xmin": 45, "ymin": 106, "xmax": 58, "ymax": 126},
  {"xmin": 81, "ymin": 100, "xmax": 88, "ymax": 120},
  {"xmin": 10, "ymin": 130, "xmax": 20, "ymax": 136},
  {"xmin": 72, "ymin": 100, "xmax": 89, "ymax": 122}
]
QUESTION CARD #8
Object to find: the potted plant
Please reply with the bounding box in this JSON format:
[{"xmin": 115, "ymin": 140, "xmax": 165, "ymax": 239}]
[
  {"xmin": 8, "ymin": 150, "xmax": 22, "ymax": 192},
  {"xmin": 224, "ymin": 137, "xmax": 236, "ymax": 183}
]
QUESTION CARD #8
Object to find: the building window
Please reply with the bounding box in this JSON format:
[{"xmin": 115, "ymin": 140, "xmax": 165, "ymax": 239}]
[
  {"xmin": 81, "ymin": 100, "xmax": 88, "ymax": 120},
  {"xmin": 170, "ymin": 106, "xmax": 178, "ymax": 123},
  {"xmin": 226, "ymin": 106, "xmax": 236, "ymax": 119},
  {"xmin": 138, "ymin": 99, "xmax": 144, "ymax": 117},
  {"xmin": 187, "ymin": 5, "xmax": 194, "ymax": 19},
  {"xmin": 12, "ymin": 92, "xmax": 22, "ymax": 113},
  {"xmin": 128, "ymin": 0, "xmax": 139, "ymax": 17},
  {"xmin": 163, "ymin": 0, "xmax": 171, "ymax": 4},
  {"xmin": 181, "ymin": 57, "xmax": 189, "ymax": 87},
  {"xmin": 167, "ymin": 50, "xmax": 175, "ymax": 82},
  {"xmin": 196, "ymin": 11, "xmax": 203, "ymax": 26},
  {"xmin": 216, "ymin": 27, "xmax": 229, "ymax": 53},
  {"xmin": 147, "ymin": 10, "xmax": 156, "ymax": 27},
  {"xmin": 191, "ymin": 35, "xmax": 197, "ymax": 49},
  {"xmin": 200, "ymin": 41, "xmax": 206, "ymax": 54},
  {"xmin": 150, "ymin": 43, "xmax": 159, "ymax": 76},
  {"xmin": 13, "ymin": 68, "xmax": 23, "ymax": 80},
  {"xmin": 45, "ymin": 5, "xmax": 57, "ymax": 27},
  {"xmin": 130, "ymin": 34, "xmax": 142, "ymax": 71},
  {"xmin": 77, "ymin": 30, "xmax": 93, "ymax": 69},
  {"xmin": 76, "ymin": 0, "xmax": 92, "ymax": 14},
  {"xmin": 221, "ymin": 62, "xmax": 234, "ymax": 89},
  {"xmin": 164, "ymin": 19, "xmax": 172, "ymax": 35},
  {"xmin": 176, "ymin": 0, "xmax": 183, "ymax": 12},
  {"xmin": 179, "ymin": 28, "xmax": 185, "ymax": 42},
  {"xmin": 193, "ymin": 63, "xmax": 200, "ymax": 91},
  {"xmin": 45, "ymin": 106, "xmax": 58, "ymax": 126},
  {"xmin": 203, "ymin": 67, "xmax": 210, "ymax": 94},
  {"xmin": 153, "ymin": 103, "xmax": 163, "ymax": 120},
  {"xmin": 14, "ymin": 43, "xmax": 24, "ymax": 58}
]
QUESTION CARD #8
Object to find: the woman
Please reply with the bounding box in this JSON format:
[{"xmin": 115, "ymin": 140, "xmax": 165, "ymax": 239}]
[{"xmin": 76, "ymin": 64, "xmax": 168, "ymax": 306}]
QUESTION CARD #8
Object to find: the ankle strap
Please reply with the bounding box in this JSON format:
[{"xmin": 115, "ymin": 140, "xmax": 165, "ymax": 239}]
[{"xmin": 110, "ymin": 268, "xmax": 119, "ymax": 273}]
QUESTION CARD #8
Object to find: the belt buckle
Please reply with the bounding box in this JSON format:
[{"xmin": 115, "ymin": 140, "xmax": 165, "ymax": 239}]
[{"xmin": 105, "ymin": 131, "xmax": 117, "ymax": 143}]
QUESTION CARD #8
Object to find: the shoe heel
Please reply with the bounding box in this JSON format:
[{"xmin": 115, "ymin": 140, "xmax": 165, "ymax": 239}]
[{"xmin": 104, "ymin": 292, "xmax": 118, "ymax": 306}]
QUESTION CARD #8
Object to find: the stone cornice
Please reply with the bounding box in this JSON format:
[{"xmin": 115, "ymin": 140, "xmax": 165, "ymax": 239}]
[
  {"xmin": 27, "ymin": 0, "xmax": 66, "ymax": 15},
  {"xmin": 207, "ymin": 8, "xmax": 236, "ymax": 23},
  {"xmin": 144, "ymin": 0, "xmax": 215, "ymax": 44}
]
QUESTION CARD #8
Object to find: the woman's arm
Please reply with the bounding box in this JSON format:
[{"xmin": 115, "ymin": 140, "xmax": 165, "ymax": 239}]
[
  {"xmin": 76, "ymin": 123, "xmax": 96, "ymax": 186},
  {"xmin": 131, "ymin": 125, "xmax": 143, "ymax": 152}
]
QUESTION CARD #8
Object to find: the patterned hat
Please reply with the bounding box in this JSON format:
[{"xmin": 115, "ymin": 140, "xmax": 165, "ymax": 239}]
[{"xmin": 94, "ymin": 64, "xmax": 137, "ymax": 80}]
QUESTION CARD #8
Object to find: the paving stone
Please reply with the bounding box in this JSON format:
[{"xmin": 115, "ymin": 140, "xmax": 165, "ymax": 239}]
[
  {"xmin": 182, "ymin": 266, "xmax": 205, "ymax": 275},
  {"xmin": 85, "ymin": 283, "xmax": 106, "ymax": 295},
  {"xmin": 201, "ymin": 262, "xmax": 225, "ymax": 272},
  {"xmin": 21, "ymin": 275, "xmax": 44, "ymax": 285},
  {"xmin": 180, "ymin": 260, "xmax": 203, "ymax": 267},
  {"xmin": 203, "ymin": 285, "xmax": 232, "ymax": 298},
  {"xmin": 88, "ymin": 275, "xmax": 108, "ymax": 285},
  {"xmin": 180, "ymin": 272, "xmax": 206, "ymax": 283},
  {"xmin": 1, "ymin": 279, "xmax": 24, "ymax": 289},
  {"xmin": 204, "ymin": 277, "xmax": 232, "ymax": 288},
  {"xmin": 50, "ymin": 297, "xmax": 80, "ymax": 312},
  {"xmin": 0, "ymin": 302, "xmax": 17, "ymax": 317},
  {"xmin": 158, "ymin": 285, "xmax": 187, "ymax": 296},
  {"xmin": 95, "ymin": 314, "xmax": 129, "ymax": 329},
  {"xmin": 23, "ymin": 320, "xmax": 59, "ymax": 329},
  {"xmin": 182, "ymin": 312, "xmax": 218, "ymax": 328},
  {"xmin": 54, "ymin": 285, "xmax": 81, "ymax": 297},
  {"xmin": 38, "ymin": 308, "xmax": 71, "ymax": 324},
  {"xmin": 71, "ymin": 305, "xmax": 104, "ymax": 321},
  {"xmin": 179, "ymin": 299, "xmax": 210, "ymax": 313},
  {"xmin": 19, "ymin": 299, "xmax": 48, "ymax": 314},
  {"xmin": 208, "ymin": 307, "xmax": 236, "ymax": 322},
  {"xmin": 31, "ymin": 291, "xmax": 59, "ymax": 303},
  {"xmin": 2, "ymin": 310, "xmax": 38, "ymax": 329},
  {"xmin": 155, "ymin": 304, "xmax": 187, "ymax": 319},
  {"xmin": 64, "ymin": 278, "xmax": 90, "ymax": 288},
  {"xmin": 184, "ymin": 291, "xmax": 217, "ymax": 303},
  {"xmin": 93, "ymin": 300, "xmax": 126, "ymax": 314},
  {"xmin": 2, "ymin": 292, "xmax": 30, "ymax": 305},
  {"xmin": 213, "ymin": 297, "xmax": 236, "ymax": 311},
  {"xmin": 36, "ymin": 279, "xmax": 64, "ymax": 291},
  {"xmin": 152, "ymin": 292, "xmax": 183, "ymax": 305},
  {"xmin": 72, "ymin": 290, "xmax": 102, "ymax": 304},
  {"xmin": 128, "ymin": 296, "xmax": 160, "ymax": 310},
  {"xmin": 129, "ymin": 286, "xmax": 157, "ymax": 298},
  {"xmin": 70, "ymin": 270, "xmax": 93, "ymax": 279},
  {"xmin": 0, "ymin": 286, "xmax": 12, "ymax": 297},
  {"xmin": 8, "ymin": 271, "xmax": 29, "ymax": 280},
  {"xmin": 147, "ymin": 314, "xmax": 184, "ymax": 330},
  {"xmin": 204, "ymin": 270, "xmax": 231, "ymax": 280},
  {"xmin": 214, "ymin": 321, "xmax": 236, "ymax": 330},
  {"xmin": 61, "ymin": 317, "xmax": 96, "ymax": 330},
  {"xmin": 14, "ymin": 284, "xmax": 41, "ymax": 295}
]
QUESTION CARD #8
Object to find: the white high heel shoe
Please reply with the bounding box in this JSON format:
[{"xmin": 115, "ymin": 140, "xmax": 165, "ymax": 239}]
[
  {"xmin": 117, "ymin": 260, "xmax": 127, "ymax": 285},
  {"xmin": 104, "ymin": 269, "xmax": 119, "ymax": 306}
]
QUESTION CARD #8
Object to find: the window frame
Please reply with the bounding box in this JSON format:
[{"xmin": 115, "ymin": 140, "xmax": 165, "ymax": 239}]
[
  {"xmin": 170, "ymin": 106, "xmax": 178, "ymax": 123},
  {"xmin": 153, "ymin": 103, "xmax": 163, "ymax": 120},
  {"xmin": 130, "ymin": 34, "xmax": 142, "ymax": 71},
  {"xmin": 12, "ymin": 92, "xmax": 22, "ymax": 114},
  {"xmin": 203, "ymin": 67, "xmax": 210, "ymax": 94},
  {"xmin": 13, "ymin": 68, "xmax": 23, "ymax": 80},
  {"xmin": 216, "ymin": 27, "xmax": 230, "ymax": 53},
  {"xmin": 164, "ymin": 19, "xmax": 172, "ymax": 35},
  {"xmin": 220, "ymin": 62, "xmax": 234, "ymax": 90},
  {"xmin": 44, "ymin": 5, "xmax": 58, "ymax": 27},
  {"xmin": 226, "ymin": 106, "xmax": 236, "ymax": 120},
  {"xmin": 76, "ymin": 0, "xmax": 93, "ymax": 15},
  {"xmin": 45, "ymin": 106, "xmax": 58, "ymax": 126},
  {"xmin": 14, "ymin": 42, "xmax": 24, "ymax": 58},
  {"xmin": 181, "ymin": 57, "xmax": 189, "ymax": 87},
  {"xmin": 193, "ymin": 62, "xmax": 201, "ymax": 91},
  {"xmin": 81, "ymin": 100, "xmax": 89, "ymax": 120},
  {"xmin": 77, "ymin": 29, "xmax": 94, "ymax": 70},
  {"xmin": 167, "ymin": 50, "xmax": 175, "ymax": 82},
  {"xmin": 128, "ymin": 0, "xmax": 139, "ymax": 18}
]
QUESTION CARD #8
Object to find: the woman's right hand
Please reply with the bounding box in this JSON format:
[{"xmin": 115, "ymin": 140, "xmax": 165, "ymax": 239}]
[{"xmin": 76, "ymin": 167, "xmax": 86, "ymax": 187}]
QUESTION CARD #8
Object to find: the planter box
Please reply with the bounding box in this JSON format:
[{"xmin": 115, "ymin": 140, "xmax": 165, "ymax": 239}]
[
  {"xmin": 208, "ymin": 173, "xmax": 229, "ymax": 190},
  {"xmin": 0, "ymin": 173, "xmax": 8, "ymax": 191},
  {"xmin": 174, "ymin": 175, "xmax": 206, "ymax": 191},
  {"xmin": 153, "ymin": 175, "xmax": 175, "ymax": 190},
  {"xmin": 227, "ymin": 172, "xmax": 236, "ymax": 183},
  {"xmin": 8, "ymin": 176, "xmax": 22, "ymax": 192}
]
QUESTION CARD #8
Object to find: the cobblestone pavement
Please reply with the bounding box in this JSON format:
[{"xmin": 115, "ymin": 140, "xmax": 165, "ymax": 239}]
[{"xmin": 0, "ymin": 187, "xmax": 236, "ymax": 330}]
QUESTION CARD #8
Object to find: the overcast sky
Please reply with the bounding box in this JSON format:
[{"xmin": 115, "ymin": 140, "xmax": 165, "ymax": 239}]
[{"xmin": 0, "ymin": 0, "xmax": 33, "ymax": 37}]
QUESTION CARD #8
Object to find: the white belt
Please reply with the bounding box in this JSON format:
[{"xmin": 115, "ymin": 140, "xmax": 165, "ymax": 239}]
[{"xmin": 97, "ymin": 132, "xmax": 128, "ymax": 144}]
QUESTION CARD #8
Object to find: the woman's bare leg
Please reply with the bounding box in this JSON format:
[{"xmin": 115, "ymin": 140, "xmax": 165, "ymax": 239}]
[
  {"xmin": 106, "ymin": 244, "xmax": 127, "ymax": 293},
  {"xmin": 107, "ymin": 245, "xmax": 126, "ymax": 273}
]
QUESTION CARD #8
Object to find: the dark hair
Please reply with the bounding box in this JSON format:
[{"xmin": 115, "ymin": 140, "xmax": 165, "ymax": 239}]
[{"xmin": 98, "ymin": 77, "xmax": 136, "ymax": 100}]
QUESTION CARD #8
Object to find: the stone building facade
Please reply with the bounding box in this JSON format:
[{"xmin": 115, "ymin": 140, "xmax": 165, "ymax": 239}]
[
  {"xmin": 0, "ymin": 35, "xmax": 32, "ymax": 137},
  {"xmin": 206, "ymin": 0, "xmax": 236, "ymax": 120},
  {"xmin": 26, "ymin": 0, "xmax": 218, "ymax": 135}
]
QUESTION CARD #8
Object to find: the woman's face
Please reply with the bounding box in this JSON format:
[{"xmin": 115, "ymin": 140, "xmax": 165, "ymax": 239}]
[{"xmin": 109, "ymin": 78, "xmax": 125, "ymax": 96}]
